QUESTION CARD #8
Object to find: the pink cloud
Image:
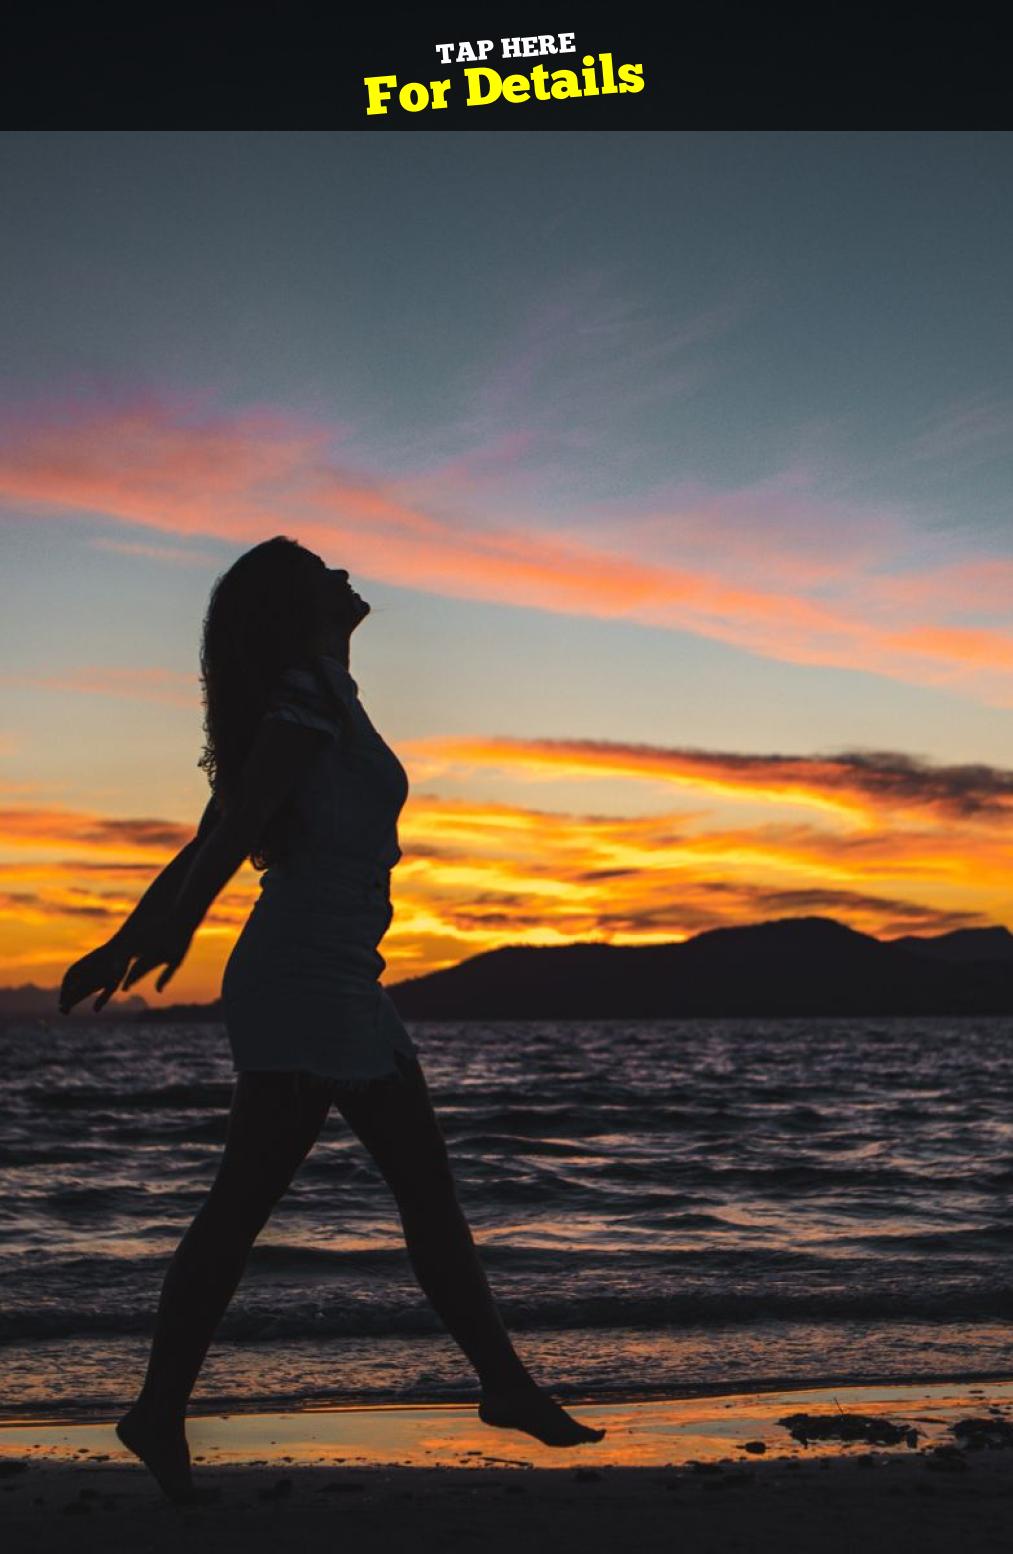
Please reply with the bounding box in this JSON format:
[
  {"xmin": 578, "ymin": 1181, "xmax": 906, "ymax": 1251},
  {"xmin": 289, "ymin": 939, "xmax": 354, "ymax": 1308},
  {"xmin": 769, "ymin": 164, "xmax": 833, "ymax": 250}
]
[
  {"xmin": 89, "ymin": 536, "xmax": 217, "ymax": 566},
  {"xmin": 2, "ymin": 393, "xmax": 1012, "ymax": 707},
  {"xmin": 592, "ymin": 468, "xmax": 907, "ymax": 587},
  {"xmin": 0, "ymin": 666, "xmax": 197, "ymax": 708},
  {"xmin": 909, "ymin": 396, "xmax": 1013, "ymax": 462},
  {"xmin": 864, "ymin": 559, "xmax": 1013, "ymax": 619},
  {"xmin": 464, "ymin": 272, "xmax": 742, "ymax": 430}
]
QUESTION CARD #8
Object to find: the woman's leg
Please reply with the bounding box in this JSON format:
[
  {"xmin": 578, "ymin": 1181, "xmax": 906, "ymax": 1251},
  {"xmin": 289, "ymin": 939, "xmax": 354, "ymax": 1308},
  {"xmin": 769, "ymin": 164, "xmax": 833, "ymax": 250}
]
[
  {"xmin": 117, "ymin": 1069, "xmax": 334, "ymax": 1499},
  {"xmin": 332, "ymin": 1051, "xmax": 605, "ymax": 1447}
]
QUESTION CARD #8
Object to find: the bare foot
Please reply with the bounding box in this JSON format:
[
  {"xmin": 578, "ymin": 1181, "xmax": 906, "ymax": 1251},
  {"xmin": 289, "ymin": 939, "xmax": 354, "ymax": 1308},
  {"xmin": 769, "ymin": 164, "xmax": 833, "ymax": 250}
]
[
  {"xmin": 479, "ymin": 1382, "xmax": 606, "ymax": 1447},
  {"xmin": 115, "ymin": 1404, "xmax": 205, "ymax": 1503}
]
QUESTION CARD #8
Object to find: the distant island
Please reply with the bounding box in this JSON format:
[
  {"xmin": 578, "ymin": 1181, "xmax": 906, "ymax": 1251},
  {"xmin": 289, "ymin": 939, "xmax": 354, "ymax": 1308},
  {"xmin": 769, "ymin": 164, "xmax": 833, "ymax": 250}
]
[
  {"xmin": 0, "ymin": 984, "xmax": 148, "ymax": 1018},
  {"xmin": 6, "ymin": 916, "xmax": 1010, "ymax": 1023},
  {"xmin": 387, "ymin": 917, "xmax": 1013, "ymax": 1019}
]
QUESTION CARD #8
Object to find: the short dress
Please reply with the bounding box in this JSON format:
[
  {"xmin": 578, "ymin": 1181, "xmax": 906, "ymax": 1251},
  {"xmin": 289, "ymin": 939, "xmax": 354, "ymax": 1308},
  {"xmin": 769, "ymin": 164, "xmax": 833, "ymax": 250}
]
[{"xmin": 221, "ymin": 653, "xmax": 420, "ymax": 1087}]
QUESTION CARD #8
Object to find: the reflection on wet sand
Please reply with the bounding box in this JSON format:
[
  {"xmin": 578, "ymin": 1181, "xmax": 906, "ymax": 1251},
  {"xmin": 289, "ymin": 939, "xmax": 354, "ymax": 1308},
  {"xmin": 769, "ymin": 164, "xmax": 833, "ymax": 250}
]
[{"xmin": 3, "ymin": 1377, "xmax": 1011, "ymax": 1470}]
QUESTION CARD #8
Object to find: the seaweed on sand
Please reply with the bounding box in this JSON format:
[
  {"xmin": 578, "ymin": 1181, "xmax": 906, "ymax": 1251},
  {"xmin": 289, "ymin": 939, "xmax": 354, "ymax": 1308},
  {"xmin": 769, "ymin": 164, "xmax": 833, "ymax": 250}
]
[{"xmin": 778, "ymin": 1410, "xmax": 919, "ymax": 1449}]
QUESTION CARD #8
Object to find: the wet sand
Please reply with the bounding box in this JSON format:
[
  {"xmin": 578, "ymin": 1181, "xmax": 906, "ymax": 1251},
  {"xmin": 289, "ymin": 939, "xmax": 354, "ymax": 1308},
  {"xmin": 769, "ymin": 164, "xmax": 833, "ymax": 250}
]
[{"xmin": 4, "ymin": 1377, "xmax": 1012, "ymax": 1552}]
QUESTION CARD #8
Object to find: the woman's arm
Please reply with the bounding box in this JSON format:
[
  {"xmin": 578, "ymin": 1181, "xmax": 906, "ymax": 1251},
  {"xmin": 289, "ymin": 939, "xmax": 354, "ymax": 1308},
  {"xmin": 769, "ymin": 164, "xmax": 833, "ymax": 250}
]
[
  {"xmin": 59, "ymin": 797, "xmax": 221, "ymax": 1013},
  {"xmin": 110, "ymin": 797, "xmax": 220, "ymax": 947},
  {"xmin": 120, "ymin": 718, "xmax": 328, "ymax": 993}
]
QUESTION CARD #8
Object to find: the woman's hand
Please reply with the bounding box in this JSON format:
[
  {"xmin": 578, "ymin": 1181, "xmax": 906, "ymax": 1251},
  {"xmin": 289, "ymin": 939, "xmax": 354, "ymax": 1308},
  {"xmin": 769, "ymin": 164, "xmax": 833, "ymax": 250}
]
[
  {"xmin": 59, "ymin": 914, "xmax": 196, "ymax": 1013},
  {"xmin": 119, "ymin": 914, "xmax": 196, "ymax": 996},
  {"xmin": 59, "ymin": 935, "xmax": 136, "ymax": 1015}
]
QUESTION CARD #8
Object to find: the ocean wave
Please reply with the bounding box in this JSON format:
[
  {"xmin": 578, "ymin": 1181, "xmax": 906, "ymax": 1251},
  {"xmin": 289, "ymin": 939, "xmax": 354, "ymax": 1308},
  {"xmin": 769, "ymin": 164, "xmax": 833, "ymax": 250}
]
[
  {"xmin": 20, "ymin": 1082, "xmax": 232, "ymax": 1111},
  {"xmin": 4, "ymin": 1282, "xmax": 1012, "ymax": 1343},
  {"xmin": 3, "ymin": 1017, "xmax": 1012, "ymax": 1369}
]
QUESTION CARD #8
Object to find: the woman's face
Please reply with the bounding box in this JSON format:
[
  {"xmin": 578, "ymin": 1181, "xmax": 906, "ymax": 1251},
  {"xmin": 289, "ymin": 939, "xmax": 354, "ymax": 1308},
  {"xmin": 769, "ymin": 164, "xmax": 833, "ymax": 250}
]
[{"xmin": 311, "ymin": 562, "xmax": 370, "ymax": 640}]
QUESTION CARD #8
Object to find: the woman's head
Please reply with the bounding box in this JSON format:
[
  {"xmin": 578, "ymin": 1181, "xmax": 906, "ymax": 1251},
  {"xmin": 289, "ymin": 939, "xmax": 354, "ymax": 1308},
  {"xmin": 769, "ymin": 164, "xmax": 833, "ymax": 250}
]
[{"xmin": 196, "ymin": 535, "xmax": 367, "ymax": 862}]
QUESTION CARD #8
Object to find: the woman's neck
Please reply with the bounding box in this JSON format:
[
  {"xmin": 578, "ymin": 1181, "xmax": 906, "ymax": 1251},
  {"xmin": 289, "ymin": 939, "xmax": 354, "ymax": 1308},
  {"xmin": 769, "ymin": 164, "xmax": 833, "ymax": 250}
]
[{"xmin": 312, "ymin": 628, "xmax": 351, "ymax": 668}]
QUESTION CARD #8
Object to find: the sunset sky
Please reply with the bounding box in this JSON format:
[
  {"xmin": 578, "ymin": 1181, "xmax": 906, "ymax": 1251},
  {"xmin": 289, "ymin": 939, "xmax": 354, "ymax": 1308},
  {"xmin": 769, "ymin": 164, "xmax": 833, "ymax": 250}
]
[{"xmin": 2, "ymin": 131, "xmax": 1012, "ymax": 1002}]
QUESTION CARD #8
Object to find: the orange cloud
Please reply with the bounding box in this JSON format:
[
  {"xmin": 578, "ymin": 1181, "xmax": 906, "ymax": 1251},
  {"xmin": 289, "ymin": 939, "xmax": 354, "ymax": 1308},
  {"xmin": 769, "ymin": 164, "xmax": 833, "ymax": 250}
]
[
  {"xmin": 0, "ymin": 807, "xmax": 193, "ymax": 850},
  {"xmin": 402, "ymin": 737, "xmax": 1013, "ymax": 825},
  {"xmin": 2, "ymin": 396, "xmax": 1013, "ymax": 705},
  {"xmin": 3, "ymin": 747, "xmax": 1009, "ymax": 1002},
  {"xmin": 0, "ymin": 667, "xmax": 197, "ymax": 708},
  {"xmin": 885, "ymin": 626, "xmax": 1013, "ymax": 672}
]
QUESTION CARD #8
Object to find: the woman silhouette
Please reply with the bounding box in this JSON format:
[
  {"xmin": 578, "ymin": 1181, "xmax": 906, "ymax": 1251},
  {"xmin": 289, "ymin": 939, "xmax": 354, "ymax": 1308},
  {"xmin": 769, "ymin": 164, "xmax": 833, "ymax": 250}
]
[{"xmin": 58, "ymin": 536, "xmax": 603, "ymax": 1501}]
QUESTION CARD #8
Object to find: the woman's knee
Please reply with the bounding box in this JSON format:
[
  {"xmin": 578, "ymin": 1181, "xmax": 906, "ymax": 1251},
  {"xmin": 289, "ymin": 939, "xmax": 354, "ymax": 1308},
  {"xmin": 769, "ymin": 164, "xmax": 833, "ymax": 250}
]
[
  {"xmin": 197, "ymin": 1162, "xmax": 283, "ymax": 1239},
  {"xmin": 206, "ymin": 1069, "xmax": 331, "ymax": 1228},
  {"xmin": 389, "ymin": 1127, "xmax": 458, "ymax": 1211},
  {"xmin": 334, "ymin": 1057, "xmax": 459, "ymax": 1204},
  {"xmin": 360, "ymin": 1102, "xmax": 457, "ymax": 1207}
]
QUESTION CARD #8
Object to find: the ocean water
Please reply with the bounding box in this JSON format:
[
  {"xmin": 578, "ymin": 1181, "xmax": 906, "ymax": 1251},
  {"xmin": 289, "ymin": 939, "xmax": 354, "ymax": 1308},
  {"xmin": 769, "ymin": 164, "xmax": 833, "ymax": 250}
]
[{"xmin": 2, "ymin": 1014, "xmax": 1012, "ymax": 1419}]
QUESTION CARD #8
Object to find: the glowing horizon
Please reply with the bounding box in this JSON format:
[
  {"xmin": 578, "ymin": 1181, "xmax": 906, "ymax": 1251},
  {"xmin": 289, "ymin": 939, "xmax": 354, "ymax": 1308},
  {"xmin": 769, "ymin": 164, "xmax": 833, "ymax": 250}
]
[
  {"xmin": 2, "ymin": 133, "xmax": 1012, "ymax": 1002},
  {"xmin": 4, "ymin": 732, "xmax": 1011, "ymax": 1000}
]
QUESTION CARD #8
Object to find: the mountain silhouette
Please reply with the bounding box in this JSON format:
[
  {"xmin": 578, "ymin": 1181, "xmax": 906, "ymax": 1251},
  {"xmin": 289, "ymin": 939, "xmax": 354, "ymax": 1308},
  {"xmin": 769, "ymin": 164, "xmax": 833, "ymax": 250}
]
[
  {"xmin": 386, "ymin": 916, "xmax": 1013, "ymax": 1019},
  {"xmin": 892, "ymin": 925, "xmax": 1013, "ymax": 965},
  {"xmin": 16, "ymin": 917, "xmax": 1009, "ymax": 1024},
  {"xmin": 0, "ymin": 983, "xmax": 149, "ymax": 1017}
]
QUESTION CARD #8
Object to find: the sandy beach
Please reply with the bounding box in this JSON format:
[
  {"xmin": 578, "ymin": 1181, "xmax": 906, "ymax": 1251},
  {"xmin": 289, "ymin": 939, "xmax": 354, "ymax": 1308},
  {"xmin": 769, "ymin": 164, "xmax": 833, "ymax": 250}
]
[{"xmin": 3, "ymin": 1377, "xmax": 1012, "ymax": 1552}]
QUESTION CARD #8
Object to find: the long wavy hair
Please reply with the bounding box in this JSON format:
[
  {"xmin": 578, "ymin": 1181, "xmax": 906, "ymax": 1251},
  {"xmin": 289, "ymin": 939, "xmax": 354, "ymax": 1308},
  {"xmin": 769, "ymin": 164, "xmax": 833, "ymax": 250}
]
[{"xmin": 197, "ymin": 535, "xmax": 326, "ymax": 869}]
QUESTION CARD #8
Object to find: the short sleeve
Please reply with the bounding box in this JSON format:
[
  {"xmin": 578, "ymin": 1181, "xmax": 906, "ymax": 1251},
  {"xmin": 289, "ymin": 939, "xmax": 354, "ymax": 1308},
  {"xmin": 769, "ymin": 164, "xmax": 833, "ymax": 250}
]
[{"xmin": 263, "ymin": 656, "xmax": 356, "ymax": 742}]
